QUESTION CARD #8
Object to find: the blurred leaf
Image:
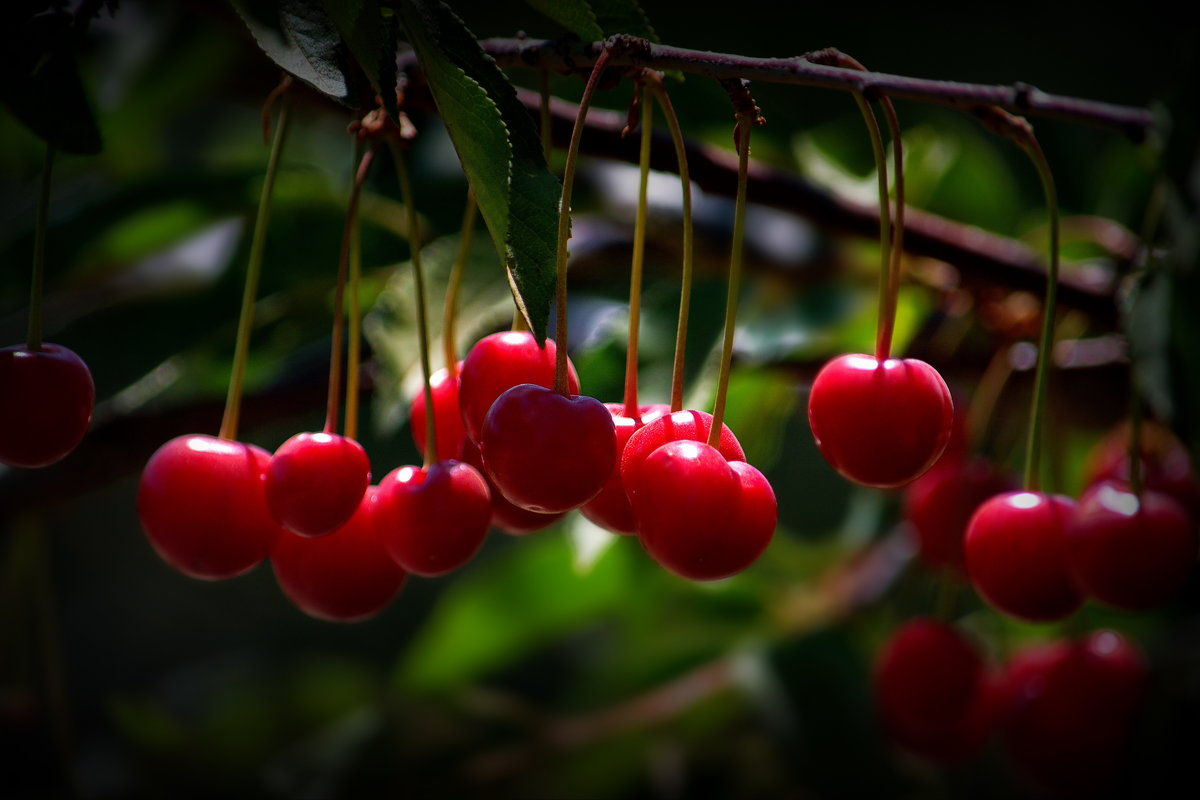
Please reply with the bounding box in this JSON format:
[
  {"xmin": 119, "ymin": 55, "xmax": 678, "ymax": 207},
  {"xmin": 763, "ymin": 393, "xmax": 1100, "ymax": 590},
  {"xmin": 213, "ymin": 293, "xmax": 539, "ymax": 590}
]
[
  {"xmin": 721, "ymin": 368, "xmax": 799, "ymax": 471},
  {"xmin": 397, "ymin": 530, "xmax": 633, "ymax": 692},
  {"xmin": 589, "ymin": 0, "xmax": 659, "ymax": 41},
  {"xmin": 396, "ymin": 0, "xmax": 560, "ymax": 341},
  {"xmin": 0, "ymin": 10, "xmax": 102, "ymax": 153},
  {"xmin": 523, "ymin": 0, "xmax": 603, "ymax": 40}
]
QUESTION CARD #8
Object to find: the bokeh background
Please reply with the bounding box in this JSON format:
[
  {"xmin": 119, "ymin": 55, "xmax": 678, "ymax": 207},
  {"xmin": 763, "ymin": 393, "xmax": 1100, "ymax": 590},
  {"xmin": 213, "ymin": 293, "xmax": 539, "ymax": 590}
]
[{"xmin": 2, "ymin": 1, "xmax": 1198, "ymax": 797}]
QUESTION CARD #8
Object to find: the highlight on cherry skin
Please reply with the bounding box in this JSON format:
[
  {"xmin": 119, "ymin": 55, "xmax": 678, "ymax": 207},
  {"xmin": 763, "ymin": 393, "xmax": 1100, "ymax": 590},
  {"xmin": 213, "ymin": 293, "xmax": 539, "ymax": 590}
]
[
  {"xmin": 479, "ymin": 383, "xmax": 616, "ymax": 514},
  {"xmin": 271, "ymin": 486, "xmax": 406, "ymax": 622},
  {"xmin": 457, "ymin": 331, "xmax": 580, "ymax": 443},
  {"xmin": 137, "ymin": 434, "xmax": 284, "ymax": 580},
  {"xmin": 807, "ymin": 353, "xmax": 953, "ymax": 489},
  {"xmin": 265, "ymin": 431, "xmax": 371, "ymax": 537},
  {"xmin": 0, "ymin": 342, "xmax": 95, "ymax": 468},
  {"xmin": 581, "ymin": 402, "xmax": 670, "ymax": 534},
  {"xmin": 620, "ymin": 409, "xmax": 745, "ymax": 505}
]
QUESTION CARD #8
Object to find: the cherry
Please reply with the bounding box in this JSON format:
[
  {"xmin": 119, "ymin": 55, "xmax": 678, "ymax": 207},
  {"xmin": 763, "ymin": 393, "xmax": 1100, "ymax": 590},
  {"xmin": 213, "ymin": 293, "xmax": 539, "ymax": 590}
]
[
  {"xmin": 1002, "ymin": 630, "xmax": 1147, "ymax": 798},
  {"xmin": 461, "ymin": 438, "xmax": 565, "ymax": 535},
  {"xmin": 620, "ymin": 409, "xmax": 745, "ymax": 504},
  {"xmin": 581, "ymin": 403, "xmax": 670, "ymax": 534},
  {"xmin": 807, "ymin": 354, "xmax": 953, "ymax": 488},
  {"xmin": 963, "ymin": 491, "xmax": 1083, "ymax": 622},
  {"xmin": 630, "ymin": 440, "xmax": 775, "ymax": 581},
  {"xmin": 457, "ymin": 331, "xmax": 580, "ymax": 444},
  {"xmin": 270, "ymin": 486, "xmax": 406, "ymax": 621},
  {"xmin": 264, "ymin": 432, "xmax": 370, "ymax": 537},
  {"xmin": 137, "ymin": 435, "xmax": 284, "ymax": 580},
  {"xmin": 410, "ymin": 361, "xmax": 468, "ymax": 462},
  {"xmin": 1083, "ymin": 421, "xmax": 1200, "ymax": 521},
  {"xmin": 873, "ymin": 619, "xmax": 1001, "ymax": 763},
  {"xmin": 903, "ymin": 455, "xmax": 1014, "ymax": 571},
  {"xmin": 479, "ymin": 384, "xmax": 616, "ymax": 514},
  {"xmin": 1066, "ymin": 481, "xmax": 1198, "ymax": 610},
  {"xmin": 375, "ymin": 460, "xmax": 491, "ymax": 576},
  {"xmin": 0, "ymin": 343, "xmax": 95, "ymax": 468}
]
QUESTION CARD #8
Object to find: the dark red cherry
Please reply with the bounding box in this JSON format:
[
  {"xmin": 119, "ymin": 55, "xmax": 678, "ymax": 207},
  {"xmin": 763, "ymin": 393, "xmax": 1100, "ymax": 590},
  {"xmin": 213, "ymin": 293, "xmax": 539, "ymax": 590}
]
[
  {"xmin": 265, "ymin": 432, "xmax": 370, "ymax": 537},
  {"xmin": 137, "ymin": 435, "xmax": 284, "ymax": 580},
  {"xmin": 1066, "ymin": 481, "xmax": 1198, "ymax": 610},
  {"xmin": 1083, "ymin": 421, "xmax": 1200, "ymax": 521},
  {"xmin": 581, "ymin": 403, "xmax": 670, "ymax": 534},
  {"xmin": 903, "ymin": 455, "xmax": 1014, "ymax": 571},
  {"xmin": 631, "ymin": 440, "xmax": 776, "ymax": 581},
  {"xmin": 461, "ymin": 438, "xmax": 565, "ymax": 535},
  {"xmin": 410, "ymin": 361, "xmax": 468, "ymax": 462},
  {"xmin": 807, "ymin": 354, "xmax": 953, "ymax": 488},
  {"xmin": 964, "ymin": 491, "xmax": 1083, "ymax": 623},
  {"xmin": 620, "ymin": 409, "xmax": 744, "ymax": 504},
  {"xmin": 271, "ymin": 486, "xmax": 406, "ymax": 622},
  {"xmin": 479, "ymin": 384, "xmax": 616, "ymax": 514},
  {"xmin": 0, "ymin": 343, "xmax": 95, "ymax": 468},
  {"xmin": 375, "ymin": 460, "xmax": 491, "ymax": 576},
  {"xmin": 457, "ymin": 332, "xmax": 580, "ymax": 443},
  {"xmin": 873, "ymin": 618, "xmax": 1001, "ymax": 763}
]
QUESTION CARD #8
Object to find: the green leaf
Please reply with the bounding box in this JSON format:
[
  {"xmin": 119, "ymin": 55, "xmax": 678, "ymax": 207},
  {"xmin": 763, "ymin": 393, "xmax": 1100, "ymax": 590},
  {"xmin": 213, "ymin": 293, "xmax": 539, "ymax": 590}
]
[
  {"xmin": 396, "ymin": 0, "xmax": 560, "ymax": 341},
  {"xmin": 589, "ymin": 0, "xmax": 659, "ymax": 41},
  {"xmin": 523, "ymin": 0, "xmax": 604, "ymax": 40},
  {"xmin": 319, "ymin": 0, "xmax": 398, "ymax": 119},
  {"xmin": 396, "ymin": 532, "xmax": 632, "ymax": 692},
  {"xmin": 0, "ymin": 11, "xmax": 102, "ymax": 153}
]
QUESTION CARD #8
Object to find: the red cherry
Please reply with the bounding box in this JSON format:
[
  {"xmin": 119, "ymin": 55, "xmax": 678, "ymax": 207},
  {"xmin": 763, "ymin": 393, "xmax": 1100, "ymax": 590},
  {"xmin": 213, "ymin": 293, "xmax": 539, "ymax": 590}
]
[
  {"xmin": 581, "ymin": 403, "xmax": 670, "ymax": 534},
  {"xmin": 631, "ymin": 440, "xmax": 775, "ymax": 580},
  {"xmin": 410, "ymin": 362, "xmax": 468, "ymax": 462},
  {"xmin": 1083, "ymin": 421, "xmax": 1200, "ymax": 521},
  {"xmin": 461, "ymin": 438, "xmax": 565, "ymax": 535},
  {"xmin": 873, "ymin": 619, "xmax": 1001, "ymax": 763},
  {"xmin": 1066, "ymin": 482, "xmax": 1198, "ymax": 610},
  {"xmin": 479, "ymin": 384, "xmax": 616, "ymax": 514},
  {"xmin": 458, "ymin": 332, "xmax": 580, "ymax": 443},
  {"xmin": 265, "ymin": 432, "xmax": 370, "ymax": 537},
  {"xmin": 271, "ymin": 486, "xmax": 406, "ymax": 622},
  {"xmin": 903, "ymin": 455, "xmax": 1014, "ymax": 571},
  {"xmin": 0, "ymin": 343, "xmax": 95, "ymax": 468},
  {"xmin": 620, "ymin": 409, "xmax": 745, "ymax": 504},
  {"xmin": 375, "ymin": 460, "xmax": 491, "ymax": 576},
  {"xmin": 807, "ymin": 354, "xmax": 953, "ymax": 488},
  {"xmin": 137, "ymin": 435, "xmax": 284, "ymax": 580},
  {"xmin": 964, "ymin": 491, "xmax": 1083, "ymax": 622},
  {"xmin": 1003, "ymin": 630, "xmax": 1146, "ymax": 797}
]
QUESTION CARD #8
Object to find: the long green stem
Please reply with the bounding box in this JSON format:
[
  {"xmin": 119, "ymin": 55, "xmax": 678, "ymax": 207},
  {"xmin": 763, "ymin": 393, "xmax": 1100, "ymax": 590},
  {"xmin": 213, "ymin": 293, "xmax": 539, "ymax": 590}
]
[
  {"xmin": 851, "ymin": 93, "xmax": 894, "ymax": 362},
  {"xmin": 390, "ymin": 141, "xmax": 437, "ymax": 468},
  {"xmin": 27, "ymin": 146, "xmax": 55, "ymax": 352},
  {"xmin": 707, "ymin": 118, "xmax": 753, "ymax": 448},
  {"xmin": 219, "ymin": 100, "xmax": 291, "ymax": 441},
  {"xmin": 324, "ymin": 145, "xmax": 376, "ymax": 436},
  {"xmin": 623, "ymin": 83, "xmax": 653, "ymax": 418},
  {"xmin": 444, "ymin": 189, "xmax": 477, "ymax": 372},
  {"xmin": 880, "ymin": 102, "xmax": 905, "ymax": 353},
  {"xmin": 553, "ymin": 47, "xmax": 613, "ymax": 395},
  {"xmin": 647, "ymin": 78, "xmax": 694, "ymax": 414},
  {"xmin": 1020, "ymin": 138, "xmax": 1059, "ymax": 492},
  {"xmin": 343, "ymin": 138, "xmax": 367, "ymax": 441}
]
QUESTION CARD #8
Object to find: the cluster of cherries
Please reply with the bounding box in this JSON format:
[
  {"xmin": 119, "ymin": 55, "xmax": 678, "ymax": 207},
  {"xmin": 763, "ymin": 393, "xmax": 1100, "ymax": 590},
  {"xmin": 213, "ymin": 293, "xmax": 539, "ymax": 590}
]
[{"xmin": 0, "ymin": 342, "xmax": 94, "ymax": 470}]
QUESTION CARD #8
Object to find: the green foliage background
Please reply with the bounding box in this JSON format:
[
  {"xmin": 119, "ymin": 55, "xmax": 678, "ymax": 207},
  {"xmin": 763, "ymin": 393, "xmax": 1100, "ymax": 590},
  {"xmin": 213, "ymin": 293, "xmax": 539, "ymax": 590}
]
[{"xmin": 1, "ymin": 1, "xmax": 1198, "ymax": 797}]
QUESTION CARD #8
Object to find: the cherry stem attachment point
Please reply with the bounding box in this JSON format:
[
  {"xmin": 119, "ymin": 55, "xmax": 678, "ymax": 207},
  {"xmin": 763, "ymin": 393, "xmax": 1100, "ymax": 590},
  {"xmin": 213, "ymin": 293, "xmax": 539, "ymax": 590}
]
[
  {"xmin": 708, "ymin": 114, "xmax": 753, "ymax": 449},
  {"xmin": 553, "ymin": 46, "xmax": 614, "ymax": 396},
  {"xmin": 219, "ymin": 99, "xmax": 291, "ymax": 441},
  {"xmin": 390, "ymin": 140, "xmax": 437, "ymax": 468},
  {"xmin": 647, "ymin": 75, "xmax": 694, "ymax": 414},
  {"xmin": 444, "ymin": 189, "xmax": 477, "ymax": 373},
  {"xmin": 623, "ymin": 82, "xmax": 653, "ymax": 419},
  {"xmin": 324, "ymin": 144, "xmax": 376, "ymax": 437},
  {"xmin": 27, "ymin": 144, "xmax": 55, "ymax": 353}
]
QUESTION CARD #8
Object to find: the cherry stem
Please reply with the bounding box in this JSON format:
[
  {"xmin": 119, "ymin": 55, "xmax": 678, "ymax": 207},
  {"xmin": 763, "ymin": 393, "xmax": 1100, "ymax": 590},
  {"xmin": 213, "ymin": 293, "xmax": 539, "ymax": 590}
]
[
  {"xmin": 26, "ymin": 145, "xmax": 55, "ymax": 352},
  {"xmin": 553, "ymin": 46, "xmax": 613, "ymax": 396},
  {"xmin": 344, "ymin": 139, "xmax": 366, "ymax": 442},
  {"xmin": 647, "ymin": 76, "xmax": 694, "ymax": 414},
  {"xmin": 219, "ymin": 98, "xmax": 291, "ymax": 442},
  {"xmin": 324, "ymin": 144, "xmax": 376, "ymax": 437},
  {"xmin": 851, "ymin": 93, "xmax": 894, "ymax": 362},
  {"xmin": 708, "ymin": 116, "xmax": 753, "ymax": 449},
  {"xmin": 390, "ymin": 140, "xmax": 438, "ymax": 468},
  {"xmin": 1126, "ymin": 177, "xmax": 1167, "ymax": 497},
  {"xmin": 623, "ymin": 82, "xmax": 653, "ymax": 418},
  {"xmin": 443, "ymin": 188, "xmax": 477, "ymax": 374}
]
